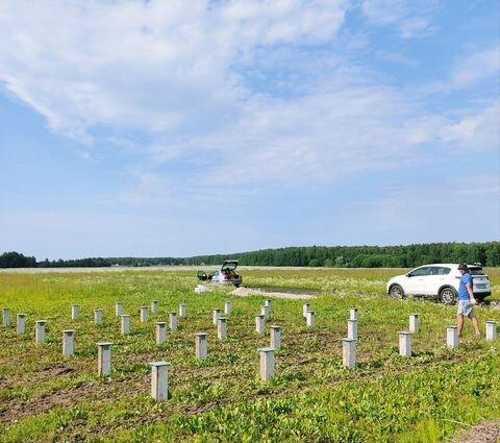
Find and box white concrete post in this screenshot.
[63,330,76,357]
[16,314,26,335]
[2,308,11,327]
[399,331,412,357]
[169,312,178,331]
[224,301,232,316]
[264,299,272,313]
[258,347,275,382]
[150,361,170,402]
[306,311,315,328]
[349,309,358,321]
[140,306,149,323]
[486,321,497,341]
[409,314,420,334]
[97,342,112,376]
[156,322,167,345]
[342,338,356,369]
[347,319,358,341]
[94,309,104,325]
[303,303,311,318]
[270,325,282,350]
[115,302,124,317]
[120,315,131,335]
[217,317,227,341]
[179,303,187,318]
[195,333,208,359]
[256,315,265,335]
[446,326,459,349]
[35,320,47,344]
[151,300,159,315]
[212,309,221,326]
[71,304,80,320]
[261,305,270,320]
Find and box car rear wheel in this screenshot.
[440,287,457,305]
[389,284,405,299]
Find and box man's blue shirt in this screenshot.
[458,273,473,300]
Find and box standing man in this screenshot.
[457,264,481,338]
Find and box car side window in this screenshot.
[436,267,451,275]
[428,267,444,275]
[409,267,431,277]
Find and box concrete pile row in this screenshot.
[1,302,498,402]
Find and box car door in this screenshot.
[421,266,451,296]
[405,267,432,295]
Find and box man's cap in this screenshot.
[458,263,468,271]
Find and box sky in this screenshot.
[0,0,499,260]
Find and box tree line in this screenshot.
[0,251,37,268]
[1,242,499,269]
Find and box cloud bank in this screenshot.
[0,0,498,196]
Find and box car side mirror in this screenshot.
[406,273,412,277]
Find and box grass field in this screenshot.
[0,268,499,442]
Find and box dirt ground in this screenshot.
[455,421,500,443]
[231,286,316,300]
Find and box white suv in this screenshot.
[387,264,491,304]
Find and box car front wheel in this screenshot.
[389,284,405,299]
[440,287,457,305]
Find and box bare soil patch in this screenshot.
[0,382,95,424]
[231,286,316,300]
[42,364,75,377]
[454,421,500,443]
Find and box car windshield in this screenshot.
[221,261,238,271]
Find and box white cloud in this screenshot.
[145,84,499,190]
[439,102,500,150]
[0,0,348,140]
[398,16,435,39]
[420,45,500,95]
[0,0,498,200]
[375,102,500,154]
[188,80,422,185]
[450,45,500,89]
[361,0,437,38]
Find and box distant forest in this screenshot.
[1,242,500,268]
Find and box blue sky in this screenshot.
[0,0,499,260]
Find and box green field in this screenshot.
[0,268,499,442]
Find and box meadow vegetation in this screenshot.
[0,268,499,442]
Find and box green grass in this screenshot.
[0,268,499,442]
